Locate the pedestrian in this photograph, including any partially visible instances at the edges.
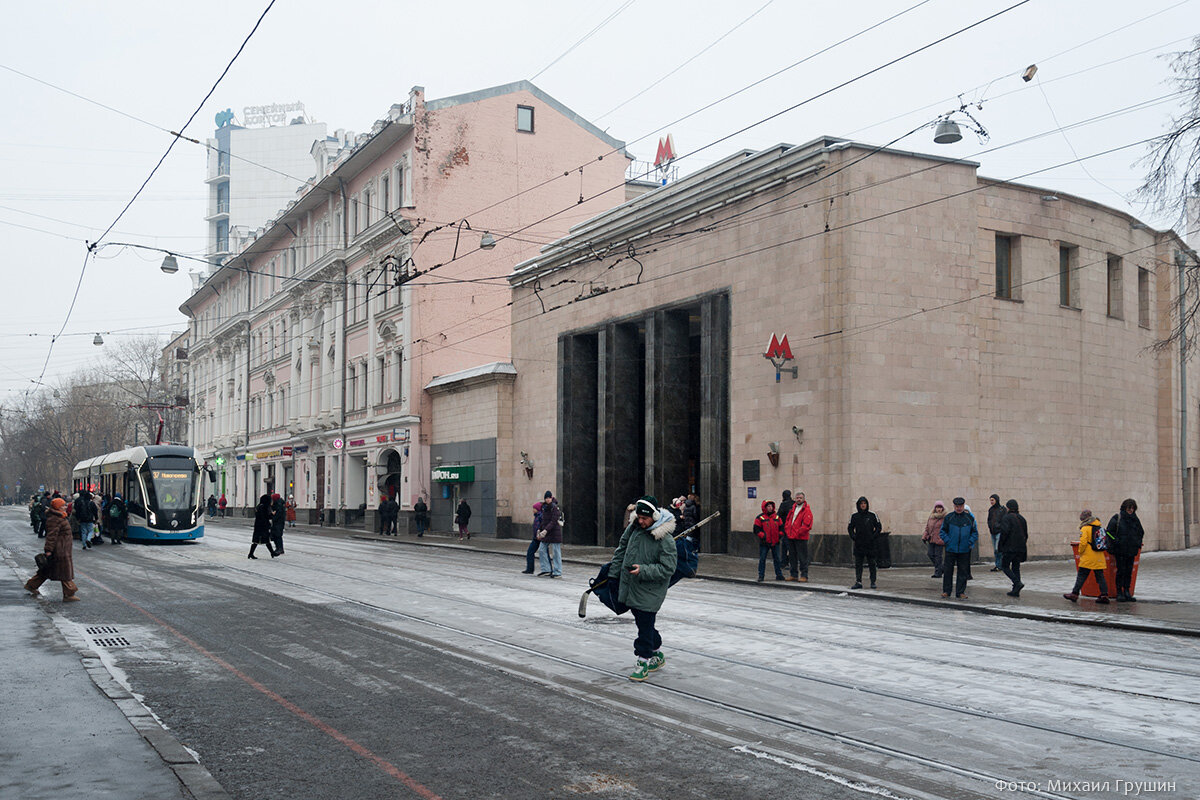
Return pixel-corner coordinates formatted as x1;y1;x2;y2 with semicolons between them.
74;489;96;551
997;499;1027;597
1107;498;1144;602
90;492;103;545
783;490;813;581
107;492;127;544
378;496;391;535
537;492;563;577
285;494;298;528
777;490;795;536
681;493;700;531
249;494;277;559
412;495;428;537
921;501;946;578
986;494;1006;572
611;496;677;682
939;497;978;599
1063;509;1110;604
385;494;399;535
754;499;785;583
207;494;217;518
455;497;472;541
23;497;80;601
847;496;882;589
218;493;227;518
523;495;547;574
270;492;287;555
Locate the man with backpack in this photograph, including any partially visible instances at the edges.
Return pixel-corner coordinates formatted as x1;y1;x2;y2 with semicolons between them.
107;493;127;544
1063;509;1110;604
74;490;98;551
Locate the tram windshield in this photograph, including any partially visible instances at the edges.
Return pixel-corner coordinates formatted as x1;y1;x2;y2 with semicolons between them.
144;457;197;512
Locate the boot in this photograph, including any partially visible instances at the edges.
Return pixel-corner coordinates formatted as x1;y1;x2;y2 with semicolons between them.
1096;595;1110;604
24;578;42;596
62;581;80;602
1062;593;1079;602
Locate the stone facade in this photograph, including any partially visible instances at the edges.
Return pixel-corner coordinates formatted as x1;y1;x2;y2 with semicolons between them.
509;137;1200;561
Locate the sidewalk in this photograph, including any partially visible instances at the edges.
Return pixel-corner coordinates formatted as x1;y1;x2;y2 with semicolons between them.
233;516;1200;638
0;524;231;800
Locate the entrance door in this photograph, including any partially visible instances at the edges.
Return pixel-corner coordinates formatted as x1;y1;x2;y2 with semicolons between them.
316;456;326;518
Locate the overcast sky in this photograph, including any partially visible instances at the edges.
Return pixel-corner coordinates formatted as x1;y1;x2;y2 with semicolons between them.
1;0;1196;401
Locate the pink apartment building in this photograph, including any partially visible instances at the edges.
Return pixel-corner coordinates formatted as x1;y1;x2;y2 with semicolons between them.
181;82;629;532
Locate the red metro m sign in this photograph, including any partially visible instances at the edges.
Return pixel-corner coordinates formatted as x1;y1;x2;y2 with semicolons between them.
763;333;797;382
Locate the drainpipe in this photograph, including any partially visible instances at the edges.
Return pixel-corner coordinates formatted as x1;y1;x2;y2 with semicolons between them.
244;262;252;512
339;178;350;524
1180;249;1192;548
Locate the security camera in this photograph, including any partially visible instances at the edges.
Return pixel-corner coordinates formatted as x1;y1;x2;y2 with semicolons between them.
792;426;801;436
1022;64;1037;83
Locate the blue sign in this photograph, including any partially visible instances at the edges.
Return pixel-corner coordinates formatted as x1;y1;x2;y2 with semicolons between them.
747;487;757;499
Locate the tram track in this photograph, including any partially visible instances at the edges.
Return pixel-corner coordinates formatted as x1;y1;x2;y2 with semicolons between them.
132;539;1200;775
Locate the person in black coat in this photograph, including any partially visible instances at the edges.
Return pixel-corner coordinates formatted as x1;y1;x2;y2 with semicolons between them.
456;498;472;541
997;498;1028;597
986;494;1006;572
412;496;428;537
107;493;127;544
270;493;287;555
1107;498;1145;602
249;494;277;559
847;496;882;590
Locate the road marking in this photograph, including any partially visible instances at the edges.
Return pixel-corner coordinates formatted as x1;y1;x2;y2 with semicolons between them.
85;574;445;800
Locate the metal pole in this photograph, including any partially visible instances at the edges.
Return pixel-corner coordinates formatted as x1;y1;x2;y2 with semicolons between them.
1178;250;1191;548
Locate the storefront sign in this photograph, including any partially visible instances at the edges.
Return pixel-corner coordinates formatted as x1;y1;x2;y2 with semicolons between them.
376;435;389;443
255;449;281;460
293;446;309;454
392;428;410;443
333;438;344;449
348;439;366;447
235;454;246;461
282;446;293;457
432;465;475;483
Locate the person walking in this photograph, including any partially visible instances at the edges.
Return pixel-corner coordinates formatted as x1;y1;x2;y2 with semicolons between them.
207;494;218;518
847;496;882;589
939;497;978;600
74;489;97;551
90;491;103;545
523;494;547;574
248;494;277;559
1064;509;1110;604
611;496;678;682
270;493;287;555
986;494;1006;572
455;497;472;541
537;492;563;578
23;497;80;601
922;501;946;579
285;494;298;528
107;493;127;544
783;490;813;581
997;499;1028;597
412;495;428;537
1107;498;1144;602
218;493;228;518
754;500;785;582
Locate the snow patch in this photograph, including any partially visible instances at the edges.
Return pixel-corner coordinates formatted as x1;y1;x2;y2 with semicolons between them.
731;744;918;799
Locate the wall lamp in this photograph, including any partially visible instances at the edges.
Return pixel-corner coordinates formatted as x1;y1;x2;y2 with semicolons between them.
767;442;780;469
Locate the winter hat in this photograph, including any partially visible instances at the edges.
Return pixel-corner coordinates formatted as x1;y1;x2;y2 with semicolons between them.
272;493;281;500
952;497;965;506
50;498;67;512
1006;499;1019;512
1080;509;1093;522
934;500;945;509
544;490;553;499
635;496;659;518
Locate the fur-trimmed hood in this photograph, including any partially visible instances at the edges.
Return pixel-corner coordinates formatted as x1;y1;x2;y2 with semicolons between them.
646;508;677;540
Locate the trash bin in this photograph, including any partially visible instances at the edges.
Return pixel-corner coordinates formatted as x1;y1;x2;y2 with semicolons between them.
1069;542;1141;597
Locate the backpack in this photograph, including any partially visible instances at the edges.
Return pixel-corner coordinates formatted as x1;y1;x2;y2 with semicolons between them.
1091;524;1109;551
109;504;122;519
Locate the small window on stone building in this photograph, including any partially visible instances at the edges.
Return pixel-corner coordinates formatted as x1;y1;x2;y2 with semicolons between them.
1059;244;1079;308
517;105;535;133
995;234;1020;300
1107;254;1123;319
1138;267;1151;328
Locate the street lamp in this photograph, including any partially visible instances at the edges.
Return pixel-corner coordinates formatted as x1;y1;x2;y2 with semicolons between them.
479;232;497;250
93;333;104;346
160;254;180;274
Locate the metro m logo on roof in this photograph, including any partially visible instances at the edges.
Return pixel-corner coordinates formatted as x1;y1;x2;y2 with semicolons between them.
764;332;797;382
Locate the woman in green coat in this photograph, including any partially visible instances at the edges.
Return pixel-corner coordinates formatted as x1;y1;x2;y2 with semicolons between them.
611;495;677;682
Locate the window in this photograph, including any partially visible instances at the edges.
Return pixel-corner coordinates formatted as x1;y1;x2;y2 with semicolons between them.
1138;267;1151;328
393;350;403;401
396;164;406;207
381;174;390;213
517;105;534;133
995;234;1019;300
348;365;357;410
1107;254;1123;319
1059;244;1079;308
351;198;359;234
377;356;386;405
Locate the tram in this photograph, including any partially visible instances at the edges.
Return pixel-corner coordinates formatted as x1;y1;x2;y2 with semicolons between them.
72;445;211;542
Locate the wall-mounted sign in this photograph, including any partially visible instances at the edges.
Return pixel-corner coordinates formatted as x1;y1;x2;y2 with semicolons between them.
282;446;293;457
348;439;366;447
255;449;281;460
432;465;475;483
392;428;410;443
333;438;344;450
293;446;309;454
376;435;389;443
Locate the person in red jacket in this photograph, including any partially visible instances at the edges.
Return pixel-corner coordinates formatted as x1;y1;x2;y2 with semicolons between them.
754;500;785;582
784;490;814;582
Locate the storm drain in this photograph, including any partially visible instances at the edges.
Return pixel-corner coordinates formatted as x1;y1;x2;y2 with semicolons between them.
92;637;131;648
86;626;120;635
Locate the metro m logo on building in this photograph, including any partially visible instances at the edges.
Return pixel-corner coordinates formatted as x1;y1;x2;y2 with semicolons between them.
763;332;796;382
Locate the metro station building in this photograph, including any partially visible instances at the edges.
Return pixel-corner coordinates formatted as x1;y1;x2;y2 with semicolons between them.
508;137;1200;559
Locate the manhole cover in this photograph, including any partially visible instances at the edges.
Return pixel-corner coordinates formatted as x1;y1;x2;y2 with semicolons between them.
86;626;120;635
92;637;131;648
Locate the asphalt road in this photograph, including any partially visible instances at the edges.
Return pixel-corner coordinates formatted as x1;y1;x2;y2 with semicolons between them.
6;514;1198;800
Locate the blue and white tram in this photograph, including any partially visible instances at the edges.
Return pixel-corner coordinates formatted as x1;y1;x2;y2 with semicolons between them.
72;445;211;542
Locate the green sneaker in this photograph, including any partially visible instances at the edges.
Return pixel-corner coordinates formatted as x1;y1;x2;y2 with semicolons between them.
648;651;666;672
629;659;652;682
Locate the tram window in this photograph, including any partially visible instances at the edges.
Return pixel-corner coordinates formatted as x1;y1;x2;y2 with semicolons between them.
127;470;145;517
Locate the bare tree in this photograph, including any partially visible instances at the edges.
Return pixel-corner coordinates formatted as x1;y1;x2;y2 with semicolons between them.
1138;36;1200;219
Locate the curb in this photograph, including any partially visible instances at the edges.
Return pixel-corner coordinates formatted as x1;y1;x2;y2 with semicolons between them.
346;532;1200;638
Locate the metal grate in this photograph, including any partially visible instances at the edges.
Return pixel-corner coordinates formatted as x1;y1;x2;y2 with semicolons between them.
86;626;120;635
92;637;131;648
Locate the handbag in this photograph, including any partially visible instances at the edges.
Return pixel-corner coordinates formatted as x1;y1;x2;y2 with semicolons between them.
34;552;52;575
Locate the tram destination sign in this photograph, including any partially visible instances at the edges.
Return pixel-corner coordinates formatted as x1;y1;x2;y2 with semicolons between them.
431;465;474;483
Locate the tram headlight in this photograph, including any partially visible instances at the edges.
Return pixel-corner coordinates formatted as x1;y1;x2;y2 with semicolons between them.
149;511;157;526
